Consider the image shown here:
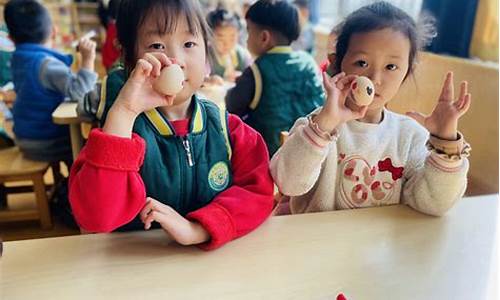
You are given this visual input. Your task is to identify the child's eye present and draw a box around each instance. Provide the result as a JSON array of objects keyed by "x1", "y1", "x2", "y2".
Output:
[
  {"x1": 184, "y1": 42, "x2": 197, "y2": 48},
  {"x1": 386, "y1": 64, "x2": 398, "y2": 71},
  {"x1": 355, "y1": 60, "x2": 368, "y2": 67},
  {"x1": 149, "y1": 43, "x2": 165, "y2": 50}
]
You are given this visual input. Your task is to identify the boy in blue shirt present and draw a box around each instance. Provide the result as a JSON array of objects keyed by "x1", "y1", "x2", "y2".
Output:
[{"x1": 4, "y1": 0, "x2": 97, "y2": 164}]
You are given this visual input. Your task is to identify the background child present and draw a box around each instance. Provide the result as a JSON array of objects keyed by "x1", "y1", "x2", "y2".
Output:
[
  {"x1": 71, "y1": 0, "x2": 274, "y2": 250},
  {"x1": 101, "y1": 0, "x2": 122, "y2": 71},
  {"x1": 291, "y1": 0, "x2": 315, "y2": 55},
  {"x1": 271, "y1": 2, "x2": 471, "y2": 216},
  {"x1": 225, "y1": 0, "x2": 324, "y2": 156},
  {"x1": 0, "y1": 25, "x2": 13, "y2": 88},
  {"x1": 206, "y1": 7, "x2": 251, "y2": 83},
  {"x1": 4, "y1": 0, "x2": 97, "y2": 165}
]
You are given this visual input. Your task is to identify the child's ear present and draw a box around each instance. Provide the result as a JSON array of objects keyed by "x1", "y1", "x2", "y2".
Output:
[
  {"x1": 261, "y1": 29, "x2": 271, "y2": 44},
  {"x1": 327, "y1": 52, "x2": 336, "y2": 65}
]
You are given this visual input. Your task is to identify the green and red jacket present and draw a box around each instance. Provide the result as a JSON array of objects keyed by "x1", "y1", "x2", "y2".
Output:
[{"x1": 69, "y1": 68, "x2": 274, "y2": 250}]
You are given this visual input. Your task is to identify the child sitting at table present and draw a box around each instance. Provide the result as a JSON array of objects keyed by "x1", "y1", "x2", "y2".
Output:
[
  {"x1": 271, "y1": 2, "x2": 471, "y2": 216},
  {"x1": 206, "y1": 7, "x2": 251, "y2": 83},
  {"x1": 101, "y1": 0, "x2": 122, "y2": 71},
  {"x1": 71, "y1": 0, "x2": 274, "y2": 250},
  {"x1": 225, "y1": 0, "x2": 324, "y2": 156},
  {"x1": 4, "y1": 0, "x2": 97, "y2": 165}
]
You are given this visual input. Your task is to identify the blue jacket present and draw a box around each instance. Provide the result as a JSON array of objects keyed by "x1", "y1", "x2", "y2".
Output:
[{"x1": 11, "y1": 43, "x2": 72, "y2": 139}]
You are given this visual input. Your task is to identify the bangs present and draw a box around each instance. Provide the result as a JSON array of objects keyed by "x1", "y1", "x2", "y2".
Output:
[
  {"x1": 117, "y1": 0, "x2": 211, "y2": 71},
  {"x1": 139, "y1": 0, "x2": 203, "y2": 37}
]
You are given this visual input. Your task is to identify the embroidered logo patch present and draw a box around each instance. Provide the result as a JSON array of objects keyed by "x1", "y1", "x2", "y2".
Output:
[{"x1": 208, "y1": 161, "x2": 229, "y2": 191}]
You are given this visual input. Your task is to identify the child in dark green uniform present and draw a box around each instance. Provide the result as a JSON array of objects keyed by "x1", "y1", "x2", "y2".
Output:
[
  {"x1": 71, "y1": 0, "x2": 274, "y2": 250},
  {"x1": 225, "y1": 0, "x2": 325, "y2": 156}
]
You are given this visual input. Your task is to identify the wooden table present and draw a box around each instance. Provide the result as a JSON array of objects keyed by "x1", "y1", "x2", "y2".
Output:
[
  {"x1": 1, "y1": 195, "x2": 498, "y2": 300},
  {"x1": 52, "y1": 102, "x2": 84, "y2": 160}
]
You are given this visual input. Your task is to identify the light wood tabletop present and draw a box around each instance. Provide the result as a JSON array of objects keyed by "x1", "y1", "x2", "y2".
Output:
[
  {"x1": 1, "y1": 195, "x2": 498, "y2": 300},
  {"x1": 51, "y1": 102, "x2": 84, "y2": 160}
]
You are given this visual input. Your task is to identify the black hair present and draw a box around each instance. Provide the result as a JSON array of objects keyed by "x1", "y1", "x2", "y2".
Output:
[
  {"x1": 4, "y1": 0, "x2": 52, "y2": 44},
  {"x1": 116, "y1": 0, "x2": 211, "y2": 71},
  {"x1": 108, "y1": 0, "x2": 121, "y2": 20},
  {"x1": 334, "y1": 1, "x2": 436, "y2": 79},
  {"x1": 293, "y1": 0, "x2": 309, "y2": 9},
  {"x1": 245, "y1": 0, "x2": 300, "y2": 44},
  {"x1": 207, "y1": 8, "x2": 242, "y2": 31}
]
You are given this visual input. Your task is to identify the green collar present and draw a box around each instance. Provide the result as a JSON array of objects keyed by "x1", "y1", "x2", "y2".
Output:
[{"x1": 144, "y1": 96, "x2": 204, "y2": 136}]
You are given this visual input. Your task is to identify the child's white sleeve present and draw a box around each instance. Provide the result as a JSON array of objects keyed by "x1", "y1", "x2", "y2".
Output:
[
  {"x1": 402, "y1": 133, "x2": 470, "y2": 216},
  {"x1": 270, "y1": 114, "x2": 337, "y2": 196}
]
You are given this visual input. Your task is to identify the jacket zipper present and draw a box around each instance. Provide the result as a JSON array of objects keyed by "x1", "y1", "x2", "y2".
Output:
[{"x1": 182, "y1": 136, "x2": 194, "y2": 167}]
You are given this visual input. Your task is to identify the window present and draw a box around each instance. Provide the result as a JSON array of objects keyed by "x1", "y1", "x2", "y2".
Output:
[{"x1": 316, "y1": 0, "x2": 424, "y2": 29}]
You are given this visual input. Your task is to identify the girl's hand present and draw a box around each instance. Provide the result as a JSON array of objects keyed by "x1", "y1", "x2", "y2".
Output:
[
  {"x1": 114, "y1": 53, "x2": 176, "y2": 117},
  {"x1": 139, "y1": 198, "x2": 210, "y2": 246},
  {"x1": 314, "y1": 72, "x2": 368, "y2": 133},
  {"x1": 406, "y1": 72, "x2": 471, "y2": 140}
]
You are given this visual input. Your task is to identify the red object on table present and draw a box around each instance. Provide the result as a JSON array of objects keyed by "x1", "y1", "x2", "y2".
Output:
[{"x1": 337, "y1": 293, "x2": 347, "y2": 300}]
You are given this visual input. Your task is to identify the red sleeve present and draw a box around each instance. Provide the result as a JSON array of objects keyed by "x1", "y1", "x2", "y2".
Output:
[
  {"x1": 187, "y1": 114, "x2": 274, "y2": 250},
  {"x1": 69, "y1": 129, "x2": 147, "y2": 232},
  {"x1": 102, "y1": 23, "x2": 120, "y2": 69}
]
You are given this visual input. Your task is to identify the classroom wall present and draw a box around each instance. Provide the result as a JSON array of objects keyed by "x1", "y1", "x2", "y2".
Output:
[{"x1": 390, "y1": 52, "x2": 499, "y2": 195}]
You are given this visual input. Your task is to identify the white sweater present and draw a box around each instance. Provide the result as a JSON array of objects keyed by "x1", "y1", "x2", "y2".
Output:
[{"x1": 270, "y1": 108, "x2": 470, "y2": 216}]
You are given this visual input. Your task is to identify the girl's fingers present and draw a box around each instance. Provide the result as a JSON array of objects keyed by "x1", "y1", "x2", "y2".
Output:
[
  {"x1": 405, "y1": 111, "x2": 427, "y2": 126},
  {"x1": 130, "y1": 59, "x2": 153, "y2": 80},
  {"x1": 143, "y1": 211, "x2": 162, "y2": 230},
  {"x1": 148, "y1": 52, "x2": 172, "y2": 68},
  {"x1": 337, "y1": 74, "x2": 357, "y2": 90},
  {"x1": 439, "y1": 71, "x2": 454, "y2": 102},
  {"x1": 143, "y1": 53, "x2": 163, "y2": 77},
  {"x1": 458, "y1": 81, "x2": 467, "y2": 103},
  {"x1": 330, "y1": 71, "x2": 345, "y2": 83},
  {"x1": 322, "y1": 72, "x2": 332, "y2": 89},
  {"x1": 139, "y1": 198, "x2": 154, "y2": 222},
  {"x1": 458, "y1": 94, "x2": 472, "y2": 116}
]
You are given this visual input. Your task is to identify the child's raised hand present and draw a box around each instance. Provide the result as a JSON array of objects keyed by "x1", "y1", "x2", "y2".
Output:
[
  {"x1": 314, "y1": 72, "x2": 368, "y2": 133},
  {"x1": 406, "y1": 72, "x2": 471, "y2": 140},
  {"x1": 139, "y1": 197, "x2": 210, "y2": 246},
  {"x1": 78, "y1": 37, "x2": 96, "y2": 71},
  {"x1": 114, "y1": 53, "x2": 176, "y2": 116}
]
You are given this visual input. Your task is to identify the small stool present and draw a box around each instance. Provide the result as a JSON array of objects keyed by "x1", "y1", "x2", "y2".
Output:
[{"x1": 0, "y1": 147, "x2": 52, "y2": 229}]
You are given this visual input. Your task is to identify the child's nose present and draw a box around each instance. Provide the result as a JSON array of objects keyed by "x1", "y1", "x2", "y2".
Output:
[
  {"x1": 367, "y1": 69, "x2": 382, "y2": 86},
  {"x1": 170, "y1": 57, "x2": 186, "y2": 69}
]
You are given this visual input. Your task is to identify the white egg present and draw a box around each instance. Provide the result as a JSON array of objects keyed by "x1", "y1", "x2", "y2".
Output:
[
  {"x1": 350, "y1": 76, "x2": 375, "y2": 106},
  {"x1": 153, "y1": 64, "x2": 185, "y2": 96}
]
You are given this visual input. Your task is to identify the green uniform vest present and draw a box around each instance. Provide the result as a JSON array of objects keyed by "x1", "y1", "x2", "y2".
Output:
[
  {"x1": 98, "y1": 69, "x2": 233, "y2": 230},
  {"x1": 210, "y1": 45, "x2": 248, "y2": 78},
  {"x1": 245, "y1": 47, "x2": 325, "y2": 155}
]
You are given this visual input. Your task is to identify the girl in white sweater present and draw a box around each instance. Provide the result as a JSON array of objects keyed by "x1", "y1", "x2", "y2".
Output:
[{"x1": 270, "y1": 2, "x2": 472, "y2": 216}]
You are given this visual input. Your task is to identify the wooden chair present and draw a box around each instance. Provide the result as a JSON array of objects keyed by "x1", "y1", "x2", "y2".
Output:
[{"x1": 0, "y1": 147, "x2": 52, "y2": 229}]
